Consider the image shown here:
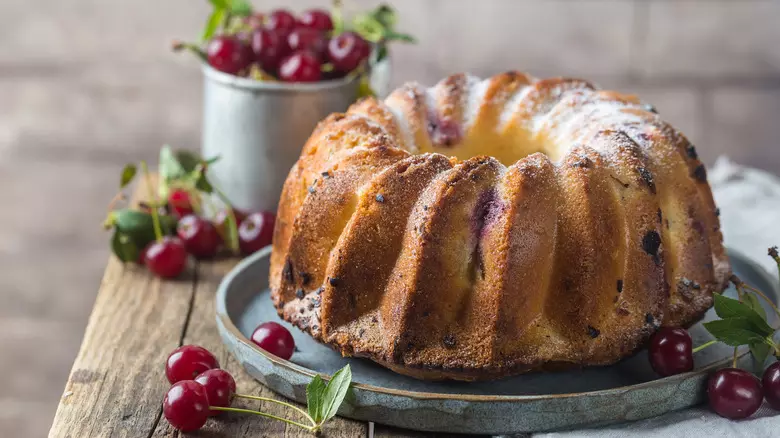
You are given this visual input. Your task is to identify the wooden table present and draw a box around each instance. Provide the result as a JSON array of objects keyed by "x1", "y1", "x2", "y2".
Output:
[{"x1": 47, "y1": 180, "x2": 469, "y2": 438}]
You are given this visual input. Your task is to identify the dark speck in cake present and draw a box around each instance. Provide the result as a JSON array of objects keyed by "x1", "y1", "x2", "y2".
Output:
[
  {"x1": 638, "y1": 166, "x2": 656, "y2": 194},
  {"x1": 328, "y1": 277, "x2": 341, "y2": 287},
  {"x1": 686, "y1": 145, "x2": 698, "y2": 160},
  {"x1": 692, "y1": 165, "x2": 707, "y2": 182},
  {"x1": 443, "y1": 334, "x2": 457, "y2": 348},
  {"x1": 375, "y1": 193, "x2": 385, "y2": 203},
  {"x1": 617, "y1": 279, "x2": 623, "y2": 293},
  {"x1": 588, "y1": 326, "x2": 600, "y2": 339},
  {"x1": 295, "y1": 289, "x2": 305, "y2": 299}
]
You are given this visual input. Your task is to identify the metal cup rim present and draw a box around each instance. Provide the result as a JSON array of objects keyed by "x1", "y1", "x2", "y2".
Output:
[{"x1": 201, "y1": 62, "x2": 361, "y2": 94}]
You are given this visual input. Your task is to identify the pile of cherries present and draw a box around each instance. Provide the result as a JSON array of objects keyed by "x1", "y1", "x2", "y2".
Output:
[
  {"x1": 163, "y1": 322, "x2": 295, "y2": 431},
  {"x1": 142, "y1": 188, "x2": 276, "y2": 279},
  {"x1": 206, "y1": 8, "x2": 372, "y2": 82},
  {"x1": 649, "y1": 327, "x2": 780, "y2": 419}
]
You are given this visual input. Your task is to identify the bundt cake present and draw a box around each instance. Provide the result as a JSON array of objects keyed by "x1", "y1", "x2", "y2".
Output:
[{"x1": 269, "y1": 72, "x2": 730, "y2": 381}]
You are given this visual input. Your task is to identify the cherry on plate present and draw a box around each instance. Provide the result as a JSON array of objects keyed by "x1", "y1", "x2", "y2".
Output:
[
  {"x1": 238, "y1": 211, "x2": 276, "y2": 254},
  {"x1": 266, "y1": 9, "x2": 297, "y2": 35},
  {"x1": 166, "y1": 344, "x2": 220, "y2": 384},
  {"x1": 163, "y1": 380, "x2": 210, "y2": 431},
  {"x1": 250, "y1": 28, "x2": 287, "y2": 72},
  {"x1": 762, "y1": 361, "x2": 780, "y2": 410},
  {"x1": 708, "y1": 368, "x2": 763, "y2": 419},
  {"x1": 206, "y1": 35, "x2": 253, "y2": 75},
  {"x1": 177, "y1": 215, "x2": 222, "y2": 259},
  {"x1": 327, "y1": 32, "x2": 371, "y2": 73},
  {"x1": 168, "y1": 189, "x2": 194, "y2": 218},
  {"x1": 299, "y1": 9, "x2": 333, "y2": 32},
  {"x1": 648, "y1": 327, "x2": 693, "y2": 377},
  {"x1": 251, "y1": 322, "x2": 295, "y2": 360},
  {"x1": 278, "y1": 51, "x2": 322, "y2": 83},
  {"x1": 195, "y1": 369, "x2": 236, "y2": 416},
  {"x1": 144, "y1": 237, "x2": 188, "y2": 278},
  {"x1": 287, "y1": 28, "x2": 328, "y2": 58}
]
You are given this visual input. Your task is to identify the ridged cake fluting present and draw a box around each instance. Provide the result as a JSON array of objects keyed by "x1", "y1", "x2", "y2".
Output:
[{"x1": 268, "y1": 72, "x2": 730, "y2": 381}]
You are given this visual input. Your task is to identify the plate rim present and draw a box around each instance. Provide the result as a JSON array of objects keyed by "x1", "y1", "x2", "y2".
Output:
[{"x1": 216, "y1": 246, "x2": 777, "y2": 403}]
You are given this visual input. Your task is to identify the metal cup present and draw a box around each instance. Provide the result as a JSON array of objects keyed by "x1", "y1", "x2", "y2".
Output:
[{"x1": 201, "y1": 64, "x2": 362, "y2": 213}]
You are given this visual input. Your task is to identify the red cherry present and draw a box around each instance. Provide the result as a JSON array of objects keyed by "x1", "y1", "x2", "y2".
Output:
[
  {"x1": 144, "y1": 237, "x2": 188, "y2": 278},
  {"x1": 177, "y1": 215, "x2": 222, "y2": 259},
  {"x1": 266, "y1": 9, "x2": 297, "y2": 35},
  {"x1": 708, "y1": 368, "x2": 763, "y2": 419},
  {"x1": 250, "y1": 28, "x2": 288, "y2": 72},
  {"x1": 206, "y1": 35, "x2": 253, "y2": 75},
  {"x1": 327, "y1": 32, "x2": 371, "y2": 73},
  {"x1": 278, "y1": 51, "x2": 322, "y2": 83},
  {"x1": 762, "y1": 361, "x2": 780, "y2": 410},
  {"x1": 287, "y1": 28, "x2": 328, "y2": 58},
  {"x1": 299, "y1": 9, "x2": 333, "y2": 32},
  {"x1": 166, "y1": 344, "x2": 220, "y2": 384},
  {"x1": 195, "y1": 369, "x2": 236, "y2": 416},
  {"x1": 648, "y1": 327, "x2": 694, "y2": 377},
  {"x1": 163, "y1": 380, "x2": 210, "y2": 432},
  {"x1": 238, "y1": 211, "x2": 276, "y2": 254},
  {"x1": 168, "y1": 189, "x2": 194, "y2": 218},
  {"x1": 251, "y1": 322, "x2": 295, "y2": 360}
]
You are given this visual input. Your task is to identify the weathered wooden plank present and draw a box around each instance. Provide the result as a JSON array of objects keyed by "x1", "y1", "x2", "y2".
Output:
[
  {"x1": 47, "y1": 257, "x2": 197, "y2": 437},
  {"x1": 152, "y1": 259, "x2": 367, "y2": 437}
]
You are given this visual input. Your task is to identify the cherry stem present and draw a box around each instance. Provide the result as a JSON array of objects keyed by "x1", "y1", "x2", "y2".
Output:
[
  {"x1": 234, "y1": 394, "x2": 315, "y2": 426},
  {"x1": 210, "y1": 406, "x2": 316, "y2": 431},
  {"x1": 732, "y1": 346, "x2": 738, "y2": 368},
  {"x1": 692, "y1": 339, "x2": 717, "y2": 353},
  {"x1": 213, "y1": 185, "x2": 240, "y2": 255},
  {"x1": 741, "y1": 283, "x2": 780, "y2": 321},
  {"x1": 140, "y1": 161, "x2": 164, "y2": 242},
  {"x1": 171, "y1": 40, "x2": 206, "y2": 62}
]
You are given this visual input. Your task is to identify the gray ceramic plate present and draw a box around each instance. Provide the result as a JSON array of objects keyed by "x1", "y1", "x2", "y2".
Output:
[{"x1": 216, "y1": 247, "x2": 779, "y2": 435}]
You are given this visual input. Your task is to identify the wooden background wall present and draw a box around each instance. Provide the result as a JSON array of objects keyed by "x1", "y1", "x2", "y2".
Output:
[{"x1": 1, "y1": 0, "x2": 779, "y2": 435}]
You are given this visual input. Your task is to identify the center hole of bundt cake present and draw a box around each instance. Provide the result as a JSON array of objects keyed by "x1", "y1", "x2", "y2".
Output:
[{"x1": 423, "y1": 113, "x2": 553, "y2": 165}]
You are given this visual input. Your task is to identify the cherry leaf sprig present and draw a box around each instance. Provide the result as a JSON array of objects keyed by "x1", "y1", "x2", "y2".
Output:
[
  {"x1": 217, "y1": 365, "x2": 353, "y2": 433},
  {"x1": 700, "y1": 251, "x2": 780, "y2": 372},
  {"x1": 203, "y1": 0, "x2": 253, "y2": 41}
]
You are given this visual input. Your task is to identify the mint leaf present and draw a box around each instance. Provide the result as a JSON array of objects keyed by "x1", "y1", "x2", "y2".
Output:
[
  {"x1": 174, "y1": 150, "x2": 203, "y2": 174},
  {"x1": 371, "y1": 4, "x2": 397, "y2": 28},
  {"x1": 750, "y1": 341, "x2": 771, "y2": 374},
  {"x1": 120, "y1": 164, "x2": 137, "y2": 189},
  {"x1": 703, "y1": 317, "x2": 769, "y2": 346},
  {"x1": 319, "y1": 365, "x2": 352, "y2": 423},
  {"x1": 306, "y1": 374, "x2": 326, "y2": 424},
  {"x1": 713, "y1": 294, "x2": 773, "y2": 336},
  {"x1": 202, "y1": 8, "x2": 226, "y2": 42},
  {"x1": 385, "y1": 31, "x2": 416, "y2": 43}
]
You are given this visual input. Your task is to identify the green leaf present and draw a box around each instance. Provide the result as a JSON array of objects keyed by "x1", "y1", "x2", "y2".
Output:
[
  {"x1": 703, "y1": 317, "x2": 768, "y2": 346},
  {"x1": 229, "y1": 0, "x2": 252, "y2": 16},
  {"x1": 113, "y1": 209, "x2": 177, "y2": 248},
  {"x1": 713, "y1": 294, "x2": 773, "y2": 336},
  {"x1": 174, "y1": 150, "x2": 203, "y2": 174},
  {"x1": 204, "y1": 156, "x2": 221, "y2": 166},
  {"x1": 352, "y1": 14, "x2": 385, "y2": 43},
  {"x1": 750, "y1": 341, "x2": 771, "y2": 374},
  {"x1": 743, "y1": 292, "x2": 768, "y2": 322},
  {"x1": 306, "y1": 374, "x2": 326, "y2": 424},
  {"x1": 371, "y1": 4, "x2": 397, "y2": 28},
  {"x1": 385, "y1": 30, "x2": 416, "y2": 43},
  {"x1": 208, "y1": 0, "x2": 230, "y2": 8},
  {"x1": 193, "y1": 169, "x2": 214, "y2": 194},
  {"x1": 111, "y1": 230, "x2": 140, "y2": 263},
  {"x1": 159, "y1": 146, "x2": 186, "y2": 183},
  {"x1": 202, "y1": 8, "x2": 226, "y2": 42},
  {"x1": 120, "y1": 164, "x2": 137, "y2": 189},
  {"x1": 320, "y1": 364, "x2": 352, "y2": 423}
]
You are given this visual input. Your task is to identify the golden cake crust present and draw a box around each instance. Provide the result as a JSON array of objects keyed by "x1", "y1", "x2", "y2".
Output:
[{"x1": 269, "y1": 72, "x2": 730, "y2": 381}]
